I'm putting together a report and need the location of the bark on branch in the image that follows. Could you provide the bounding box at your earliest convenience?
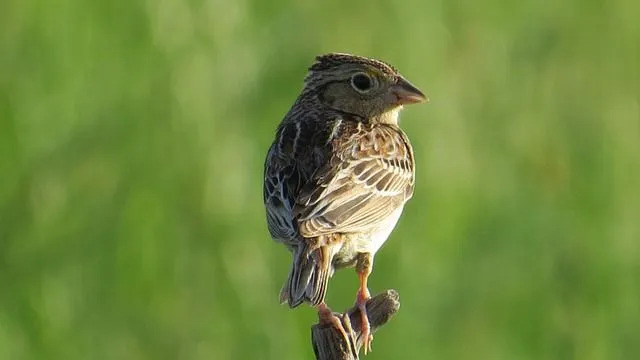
[311,289,401,360]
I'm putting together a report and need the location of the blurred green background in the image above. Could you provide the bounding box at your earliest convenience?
[1,0,639,358]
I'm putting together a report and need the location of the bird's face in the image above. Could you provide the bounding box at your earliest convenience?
[305,56,427,121]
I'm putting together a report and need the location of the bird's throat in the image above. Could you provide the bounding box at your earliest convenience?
[372,106,402,125]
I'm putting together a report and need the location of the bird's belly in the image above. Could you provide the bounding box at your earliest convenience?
[366,207,404,253]
[332,207,405,269]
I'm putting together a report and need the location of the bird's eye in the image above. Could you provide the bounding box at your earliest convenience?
[351,73,373,93]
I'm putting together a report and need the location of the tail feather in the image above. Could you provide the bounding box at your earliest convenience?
[280,240,337,308]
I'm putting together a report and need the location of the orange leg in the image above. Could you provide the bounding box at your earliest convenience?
[356,253,373,354]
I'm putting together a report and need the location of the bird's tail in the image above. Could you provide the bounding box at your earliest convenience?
[280,239,338,308]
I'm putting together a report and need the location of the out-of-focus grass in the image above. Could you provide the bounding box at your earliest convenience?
[1,0,639,359]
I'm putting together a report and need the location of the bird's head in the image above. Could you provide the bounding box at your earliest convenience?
[303,53,427,122]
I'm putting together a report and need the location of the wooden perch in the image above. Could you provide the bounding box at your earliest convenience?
[311,290,401,360]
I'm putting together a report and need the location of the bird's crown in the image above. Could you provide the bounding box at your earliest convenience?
[309,53,399,77]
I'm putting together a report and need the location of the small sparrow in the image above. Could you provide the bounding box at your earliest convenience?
[263,53,426,353]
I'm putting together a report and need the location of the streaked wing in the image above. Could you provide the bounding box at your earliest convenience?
[264,144,300,244]
[294,123,415,237]
[263,117,332,246]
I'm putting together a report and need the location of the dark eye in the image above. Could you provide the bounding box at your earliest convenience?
[351,73,373,92]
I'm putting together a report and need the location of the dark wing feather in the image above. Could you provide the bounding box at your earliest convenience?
[263,117,333,246]
[294,123,415,237]
[264,147,300,244]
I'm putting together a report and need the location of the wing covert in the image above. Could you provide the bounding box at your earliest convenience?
[294,123,415,237]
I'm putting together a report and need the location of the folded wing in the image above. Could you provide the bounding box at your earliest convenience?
[295,123,415,237]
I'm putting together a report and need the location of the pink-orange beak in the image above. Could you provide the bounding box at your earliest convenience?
[391,77,428,105]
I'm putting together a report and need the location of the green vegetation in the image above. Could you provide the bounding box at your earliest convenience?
[1,0,638,358]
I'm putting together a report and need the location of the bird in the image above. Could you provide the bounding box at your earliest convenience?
[263,53,427,354]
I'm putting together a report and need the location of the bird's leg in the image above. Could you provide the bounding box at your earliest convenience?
[316,302,354,346]
[356,252,373,354]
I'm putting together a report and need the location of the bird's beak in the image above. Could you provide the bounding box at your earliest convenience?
[391,77,428,105]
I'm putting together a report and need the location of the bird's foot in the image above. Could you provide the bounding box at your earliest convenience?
[357,288,373,354]
[316,303,356,348]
